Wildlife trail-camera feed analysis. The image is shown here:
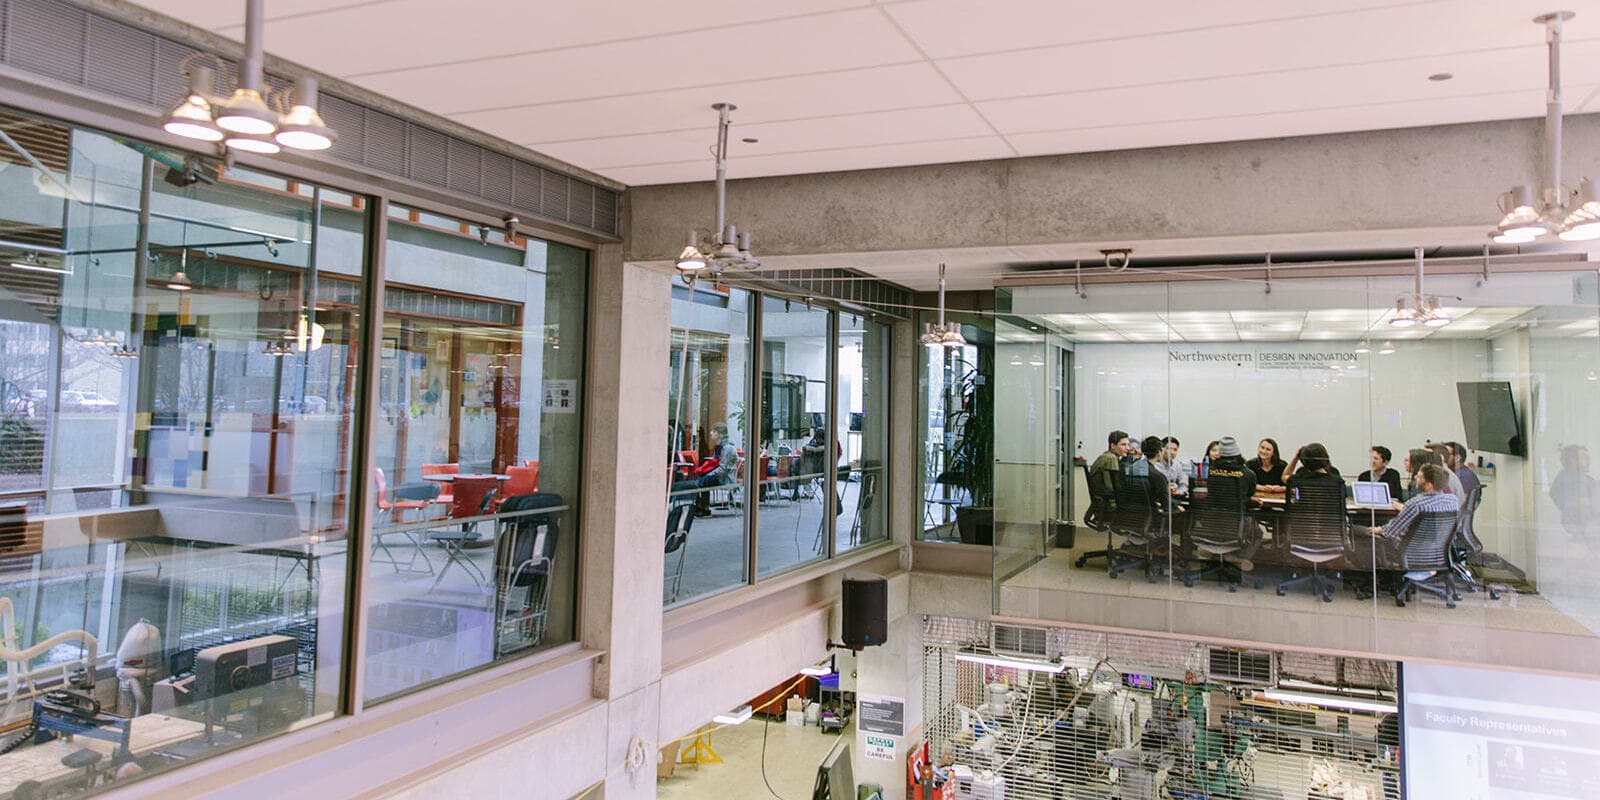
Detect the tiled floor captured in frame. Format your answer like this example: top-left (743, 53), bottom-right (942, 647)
top-left (656, 715), bottom-right (855, 800)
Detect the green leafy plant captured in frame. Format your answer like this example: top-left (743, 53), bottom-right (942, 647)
top-left (940, 366), bottom-right (994, 509)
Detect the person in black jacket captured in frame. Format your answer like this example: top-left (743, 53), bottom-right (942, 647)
top-left (1359, 445), bottom-right (1404, 501)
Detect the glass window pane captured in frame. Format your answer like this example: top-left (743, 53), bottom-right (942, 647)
top-left (837, 315), bottom-right (889, 552)
top-left (0, 105), bottom-right (362, 791)
top-left (918, 311), bottom-right (992, 543)
top-left (757, 299), bottom-right (831, 577)
top-left (363, 209), bottom-right (586, 703)
top-left (666, 282), bottom-right (752, 605)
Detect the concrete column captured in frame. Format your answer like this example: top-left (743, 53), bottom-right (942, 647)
top-left (852, 574), bottom-right (921, 792)
top-left (580, 241), bottom-right (672, 798)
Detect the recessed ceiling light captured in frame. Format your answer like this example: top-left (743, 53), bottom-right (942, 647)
top-left (1428, 72), bottom-right (1453, 82)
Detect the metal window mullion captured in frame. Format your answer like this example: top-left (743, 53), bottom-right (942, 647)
top-left (339, 194), bottom-right (387, 717)
top-left (745, 293), bottom-right (761, 586)
top-left (825, 309), bottom-right (838, 557)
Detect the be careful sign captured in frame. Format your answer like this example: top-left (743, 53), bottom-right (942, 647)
top-left (864, 734), bottom-right (896, 762)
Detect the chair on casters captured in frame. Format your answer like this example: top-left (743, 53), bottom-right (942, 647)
top-left (1106, 472), bottom-right (1162, 581)
top-left (664, 502), bottom-right (696, 604)
top-left (1075, 459), bottom-right (1115, 569)
top-left (495, 492), bottom-right (564, 651)
top-left (1448, 485), bottom-right (1499, 600)
top-left (1276, 479), bottom-right (1349, 602)
top-left (1395, 510), bottom-right (1462, 609)
top-left (1179, 474), bottom-right (1259, 591)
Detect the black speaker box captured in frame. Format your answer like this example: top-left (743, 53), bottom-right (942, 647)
top-left (841, 572), bottom-right (887, 649)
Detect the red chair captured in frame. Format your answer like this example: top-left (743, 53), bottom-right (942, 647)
top-left (522, 460), bottom-right (541, 492)
top-left (675, 450), bottom-right (698, 479)
top-left (375, 468), bottom-right (427, 524)
top-left (421, 462), bottom-right (459, 505)
top-left (496, 465), bottom-right (539, 508)
top-left (374, 468), bottom-right (434, 574)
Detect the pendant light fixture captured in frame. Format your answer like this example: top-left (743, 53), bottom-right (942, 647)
top-left (161, 0), bottom-right (338, 155)
top-left (1389, 247), bottom-right (1450, 328)
top-left (1488, 12), bottom-right (1594, 243)
top-left (920, 263), bottom-right (966, 347)
top-left (674, 103), bottom-right (759, 274)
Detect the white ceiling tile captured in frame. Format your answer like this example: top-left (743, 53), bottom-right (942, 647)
top-left (352, 9), bottom-right (919, 114)
top-left (456, 63), bottom-right (962, 144)
top-left (604, 135), bottom-right (1013, 185)
top-left (248, 0), bottom-right (865, 79)
top-left (539, 104), bottom-right (993, 169)
top-left (884, 0), bottom-right (1422, 60)
top-left (938, 0), bottom-right (1600, 101)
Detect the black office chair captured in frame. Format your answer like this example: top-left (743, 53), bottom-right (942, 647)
top-left (1075, 459), bottom-right (1114, 569)
top-left (1106, 472), bottom-right (1163, 581)
top-left (495, 492), bottom-right (564, 650)
top-left (1178, 473), bottom-right (1259, 591)
top-left (665, 502), bottom-right (696, 604)
top-left (1448, 486), bottom-right (1500, 600)
top-left (1395, 510), bottom-right (1462, 609)
top-left (1276, 477), bottom-right (1349, 602)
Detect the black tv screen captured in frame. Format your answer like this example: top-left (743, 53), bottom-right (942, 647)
top-left (1456, 381), bottom-right (1525, 456)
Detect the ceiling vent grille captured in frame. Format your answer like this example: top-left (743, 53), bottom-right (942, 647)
top-left (991, 623), bottom-right (1056, 659)
top-left (0, 0), bottom-right (620, 239)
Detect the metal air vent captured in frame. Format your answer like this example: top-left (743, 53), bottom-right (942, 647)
top-left (1207, 647), bottom-right (1277, 685)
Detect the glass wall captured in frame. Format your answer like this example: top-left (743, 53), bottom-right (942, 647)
top-left (990, 266), bottom-right (1600, 678)
top-left (0, 103), bottom-right (591, 793)
top-left (363, 205), bottom-right (586, 703)
top-left (918, 311), bottom-right (993, 543)
top-left (662, 282), bottom-right (897, 606)
top-left (837, 315), bottom-right (889, 553)
top-left (665, 283), bottom-right (752, 604)
top-left (0, 107), bottom-right (361, 789)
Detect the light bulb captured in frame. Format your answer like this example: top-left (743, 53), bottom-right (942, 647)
top-left (215, 88), bottom-right (278, 135)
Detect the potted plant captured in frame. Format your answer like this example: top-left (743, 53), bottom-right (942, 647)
top-left (939, 366), bottom-right (993, 545)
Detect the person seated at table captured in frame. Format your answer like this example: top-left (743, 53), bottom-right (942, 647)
top-left (1247, 438), bottom-right (1288, 494)
top-left (1123, 436), bottom-right (1170, 511)
top-left (1446, 441), bottom-right (1481, 499)
top-left (1285, 442), bottom-right (1343, 500)
top-left (1088, 430), bottom-right (1130, 519)
top-left (1359, 445), bottom-right (1404, 502)
top-left (1402, 447), bottom-right (1463, 503)
top-left (1358, 463), bottom-right (1461, 593)
top-left (1204, 436), bottom-right (1259, 571)
top-left (671, 421), bottom-right (740, 517)
top-left (1153, 436), bottom-right (1190, 497)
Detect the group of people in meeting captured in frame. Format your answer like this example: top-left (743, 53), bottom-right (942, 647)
top-left (1086, 430), bottom-right (1483, 598)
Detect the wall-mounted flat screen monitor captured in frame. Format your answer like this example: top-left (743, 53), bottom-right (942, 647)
top-left (1456, 381), bottom-right (1525, 457)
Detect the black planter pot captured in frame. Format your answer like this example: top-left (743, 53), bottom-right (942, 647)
top-left (956, 506), bottom-right (994, 546)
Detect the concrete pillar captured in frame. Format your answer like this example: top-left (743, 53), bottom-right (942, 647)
top-left (580, 241), bottom-right (672, 798)
top-left (852, 573), bottom-right (920, 793)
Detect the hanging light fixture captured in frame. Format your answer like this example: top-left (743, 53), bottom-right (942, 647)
top-left (161, 0), bottom-right (338, 154)
top-left (166, 270), bottom-right (193, 291)
top-left (1388, 247), bottom-right (1450, 328)
top-left (920, 263), bottom-right (966, 347)
top-left (674, 103), bottom-right (759, 274)
top-left (1354, 340), bottom-right (1371, 354)
top-left (1379, 340), bottom-right (1396, 355)
top-left (1487, 12), bottom-right (1594, 243)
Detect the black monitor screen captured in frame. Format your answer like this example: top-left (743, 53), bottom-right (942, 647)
top-left (1456, 381), bottom-right (1525, 457)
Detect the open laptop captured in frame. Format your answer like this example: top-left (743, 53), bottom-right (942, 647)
top-left (1351, 481), bottom-right (1392, 509)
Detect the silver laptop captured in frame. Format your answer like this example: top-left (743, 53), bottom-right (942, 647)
top-left (1351, 481), bottom-right (1392, 509)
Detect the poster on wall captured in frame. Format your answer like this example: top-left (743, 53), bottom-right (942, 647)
top-left (858, 694), bottom-right (905, 735)
top-left (542, 379), bottom-right (577, 414)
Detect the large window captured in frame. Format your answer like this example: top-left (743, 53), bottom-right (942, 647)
top-left (0, 108), bottom-right (363, 790)
top-left (663, 283), bottom-right (896, 606)
top-left (0, 104), bottom-right (592, 793)
top-left (363, 205), bottom-right (586, 703)
top-left (988, 266), bottom-right (1600, 676)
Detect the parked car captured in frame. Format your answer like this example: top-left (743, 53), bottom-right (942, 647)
top-left (61, 390), bottom-right (117, 411)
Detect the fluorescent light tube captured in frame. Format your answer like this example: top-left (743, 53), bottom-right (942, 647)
top-left (953, 650), bottom-right (1068, 674)
top-left (10, 262), bottom-right (71, 275)
top-left (712, 704), bottom-right (752, 725)
top-left (1260, 688), bottom-right (1396, 714)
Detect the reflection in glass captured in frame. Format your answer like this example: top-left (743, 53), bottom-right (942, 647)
top-left (837, 316), bottom-right (889, 552)
top-left (757, 298), bottom-right (831, 577)
top-left (665, 282), bottom-right (752, 605)
top-left (363, 206), bottom-right (585, 703)
top-left (0, 107), bottom-right (359, 794)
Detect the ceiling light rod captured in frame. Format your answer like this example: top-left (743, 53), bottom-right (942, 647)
top-left (674, 103), bottom-right (758, 274)
top-left (920, 263), bottom-right (966, 346)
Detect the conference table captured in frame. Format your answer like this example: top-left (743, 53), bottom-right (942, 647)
top-left (1247, 491), bottom-right (1399, 518)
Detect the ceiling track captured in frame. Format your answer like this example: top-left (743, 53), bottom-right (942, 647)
top-left (995, 251), bottom-right (1593, 287)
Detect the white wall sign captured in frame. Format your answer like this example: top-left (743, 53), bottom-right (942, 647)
top-left (858, 694), bottom-right (905, 735)
top-left (542, 379), bottom-right (577, 414)
top-left (863, 733), bottom-right (896, 762)
top-left (1168, 348), bottom-right (1360, 370)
